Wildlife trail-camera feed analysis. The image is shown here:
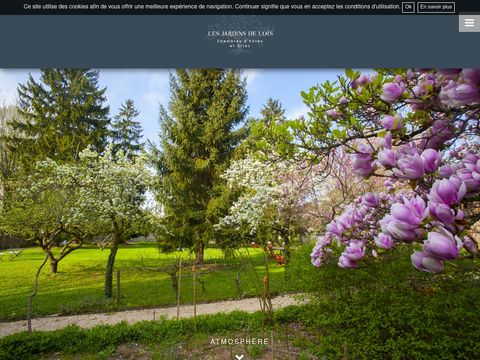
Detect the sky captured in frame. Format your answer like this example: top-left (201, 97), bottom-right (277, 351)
top-left (0, 69), bottom-right (343, 145)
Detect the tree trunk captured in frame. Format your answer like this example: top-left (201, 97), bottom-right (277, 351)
top-left (105, 234), bottom-right (120, 298)
top-left (283, 231), bottom-right (291, 283)
top-left (42, 244), bottom-right (58, 274)
top-left (49, 259), bottom-right (58, 274)
top-left (27, 251), bottom-right (50, 331)
top-left (195, 242), bottom-right (205, 264)
top-left (284, 234), bottom-right (291, 261)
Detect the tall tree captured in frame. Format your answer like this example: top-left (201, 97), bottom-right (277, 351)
top-left (0, 103), bottom-right (22, 205)
top-left (7, 69), bottom-right (110, 168)
top-left (68, 147), bottom-right (151, 298)
top-left (157, 69), bottom-right (248, 262)
top-left (111, 99), bottom-right (143, 159)
top-left (12, 146), bottom-right (152, 295)
top-left (260, 98), bottom-right (286, 126)
top-left (237, 98), bottom-right (287, 155)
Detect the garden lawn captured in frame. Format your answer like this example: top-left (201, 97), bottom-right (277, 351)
top-left (0, 243), bottom-right (293, 321)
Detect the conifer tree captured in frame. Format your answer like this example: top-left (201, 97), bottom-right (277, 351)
top-left (236, 98), bottom-right (286, 156)
top-left (8, 69), bottom-right (110, 168)
top-left (111, 99), bottom-right (143, 159)
top-left (260, 97), bottom-right (286, 125)
top-left (157, 69), bottom-right (248, 262)
top-left (0, 104), bottom-right (21, 203)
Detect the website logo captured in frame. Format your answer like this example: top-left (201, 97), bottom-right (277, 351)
top-left (206, 16), bottom-right (275, 54)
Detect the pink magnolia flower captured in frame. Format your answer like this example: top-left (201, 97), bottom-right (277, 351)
top-left (437, 69), bottom-right (462, 79)
top-left (423, 230), bottom-right (460, 260)
top-left (390, 196), bottom-right (427, 227)
top-left (429, 179), bottom-right (466, 206)
top-left (412, 78), bottom-right (435, 98)
top-left (379, 131), bottom-right (392, 149)
top-left (391, 205), bottom-right (420, 228)
top-left (461, 69), bottom-right (480, 85)
top-left (440, 80), bottom-right (479, 107)
top-left (326, 221), bottom-right (341, 236)
top-left (463, 236), bottom-right (479, 256)
top-left (456, 168), bottom-right (480, 193)
top-left (420, 120), bottom-right (455, 150)
top-left (362, 192), bottom-right (379, 208)
top-left (326, 109), bottom-right (342, 118)
top-left (338, 254), bottom-right (358, 268)
top-left (351, 74), bottom-right (370, 89)
top-left (464, 153), bottom-right (480, 165)
top-left (408, 196), bottom-right (428, 218)
top-left (381, 82), bottom-right (404, 102)
top-left (353, 147), bottom-right (376, 178)
top-left (428, 202), bottom-right (455, 225)
top-left (343, 241), bottom-right (365, 261)
top-left (394, 153), bottom-right (425, 180)
top-left (411, 251), bottom-right (444, 274)
top-left (311, 258), bottom-right (322, 267)
top-left (380, 216), bottom-right (418, 242)
top-left (381, 114), bottom-right (403, 131)
top-left (378, 149), bottom-right (396, 167)
top-left (421, 149), bottom-right (441, 173)
top-left (375, 233), bottom-right (394, 249)
top-left (335, 213), bottom-right (353, 233)
top-left (438, 164), bottom-right (457, 178)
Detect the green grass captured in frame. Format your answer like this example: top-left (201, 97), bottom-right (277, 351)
top-left (0, 243), bottom-right (293, 321)
top-left (0, 309), bottom-right (269, 360)
top-left (3, 243), bottom-right (480, 359)
top-left (0, 306), bottom-right (308, 360)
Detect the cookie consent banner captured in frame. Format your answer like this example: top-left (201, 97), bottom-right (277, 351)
top-left (1, 0), bottom-right (476, 14)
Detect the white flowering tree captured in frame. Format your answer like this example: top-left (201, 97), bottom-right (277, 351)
top-left (1, 146), bottom-right (152, 289)
top-left (217, 152), bottom-right (328, 256)
top-left (1, 159), bottom-right (88, 274)
top-left (1, 157), bottom-right (91, 331)
top-left (66, 146), bottom-right (152, 298)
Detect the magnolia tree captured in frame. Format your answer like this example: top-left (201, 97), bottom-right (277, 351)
top-left (257, 69), bottom-right (480, 273)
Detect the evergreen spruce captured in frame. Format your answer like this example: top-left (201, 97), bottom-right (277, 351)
top-left (8, 69), bottom-right (110, 168)
top-left (260, 98), bottom-right (286, 125)
top-left (0, 104), bottom-right (22, 206)
top-left (236, 98), bottom-right (286, 155)
top-left (157, 69), bottom-right (248, 262)
top-left (111, 99), bottom-right (143, 158)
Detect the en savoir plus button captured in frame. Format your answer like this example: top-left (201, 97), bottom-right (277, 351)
top-left (417, 2), bottom-right (455, 14)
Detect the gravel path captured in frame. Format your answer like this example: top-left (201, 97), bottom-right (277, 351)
top-left (0, 294), bottom-right (306, 338)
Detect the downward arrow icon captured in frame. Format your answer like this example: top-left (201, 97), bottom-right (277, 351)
top-left (235, 355), bottom-right (244, 360)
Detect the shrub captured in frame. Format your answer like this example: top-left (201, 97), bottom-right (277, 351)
top-left (288, 243), bottom-right (480, 359)
top-left (0, 311), bottom-right (263, 360)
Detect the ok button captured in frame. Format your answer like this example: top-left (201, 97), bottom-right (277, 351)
top-left (402, 2), bottom-right (415, 13)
